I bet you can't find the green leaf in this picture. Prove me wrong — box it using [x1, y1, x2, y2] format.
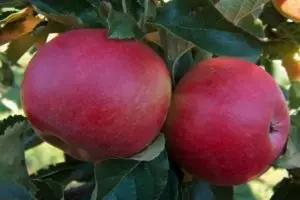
[211, 185, 234, 200]
[0, 121, 37, 195]
[208, 0, 267, 38]
[154, 0, 262, 62]
[182, 180, 233, 200]
[158, 30, 194, 86]
[23, 127, 43, 150]
[92, 151, 169, 200]
[138, 0, 157, 20]
[0, 0, 25, 7]
[28, 0, 105, 28]
[276, 22, 300, 44]
[104, 176, 137, 200]
[193, 48, 213, 63]
[0, 115, 25, 135]
[261, 57, 290, 87]
[0, 115, 43, 150]
[280, 86, 289, 101]
[260, 2, 286, 28]
[64, 181, 94, 200]
[0, 181, 34, 200]
[31, 162, 94, 187]
[234, 184, 256, 200]
[92, 159, 139, 199]
[33, 179, 64, 200]
[182, 180, 215, 200]
[5, 33, 36, 65]
[107, 4, 144, 39]
[0, 62, 14, 87]
[129, 133, 165, 161]
[289, 82, 300, 109]
[271, 178, 300, 200]
[274, 113, 300, 169]
[173, 50, 194, 85]
[159, 166, 180, 200]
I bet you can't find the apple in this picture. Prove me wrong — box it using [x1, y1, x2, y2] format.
[282, 50, 300, 82]
[21, 28, 172, 162]
[163, 57, 290, 185]
[272, 0, 300, 22]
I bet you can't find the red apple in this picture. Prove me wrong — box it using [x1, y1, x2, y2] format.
[21, 28, 171, 162]
[272, 0, 300, 23]
[163, 57, 290, 185]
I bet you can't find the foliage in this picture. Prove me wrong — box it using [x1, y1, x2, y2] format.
[1, 0, 300, 199]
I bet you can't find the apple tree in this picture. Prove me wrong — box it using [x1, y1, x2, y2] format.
[0, 0, 300, 199]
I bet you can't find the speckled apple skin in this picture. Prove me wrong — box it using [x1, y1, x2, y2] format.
[21, 28, 172, 162]
[164, 57, 290, 185]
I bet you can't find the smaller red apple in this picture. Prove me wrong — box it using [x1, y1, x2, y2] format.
[164, 57, 290, 185]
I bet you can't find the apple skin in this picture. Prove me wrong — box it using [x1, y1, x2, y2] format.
[163, 57, 290, 185]
[272, 0, 300, 22]
[21, 28, 172, 162]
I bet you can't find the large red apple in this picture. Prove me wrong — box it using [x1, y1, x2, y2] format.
[163, 57, 290, 185]
[21, 28, 171, 162]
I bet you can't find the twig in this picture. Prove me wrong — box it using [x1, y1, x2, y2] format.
[141, 0, 149, 31]
[122, 0, 128, 13]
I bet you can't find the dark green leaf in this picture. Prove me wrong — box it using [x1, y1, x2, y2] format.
[33, 179, 63, 200]
[107, 5, 144, 39]
[184, 0, 210, 8]
[64, 181, 94, 200]
[289, 82, 300, 109]
[0, 10, 20, 21]
[159, 166, 180, 200]
[193, 48, 213, 63]
[0, 121, 37, 195]
[234, 184, 256, 200]
[31, 161, 94, 187]
[0, 0, 25, 7]
[154, 1, 262, 62]
[104, 176, 137, 200]
[277, 22, 300, 44]
[0, 181, 34, 200]
[182, 180, 233, 200]
[182, 180, 215, 200]
[271, 178, 300, 200]
[208, 0, 267, 38]
[260, 57, 290, 87]
[211, 185, 234, 200]
[5, 33, 36, 65]
[92, 151, 169, 200]
[0, 114, 25, 135]
[159, 30, 194, 86]
[260, 2, 286, 29]
[173, 50, 194, 85]
[129, 133, 165, 161]
[0, 115, 43, 150]
[23, 127, 43, 150]
[28, 0, 105, 27]
[92, 159, 139, 199]
[138, 0, 157, 20]
[274, 113, 300, 169]
[0, 62, 14, 87]
[280, 86, 289, 101]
